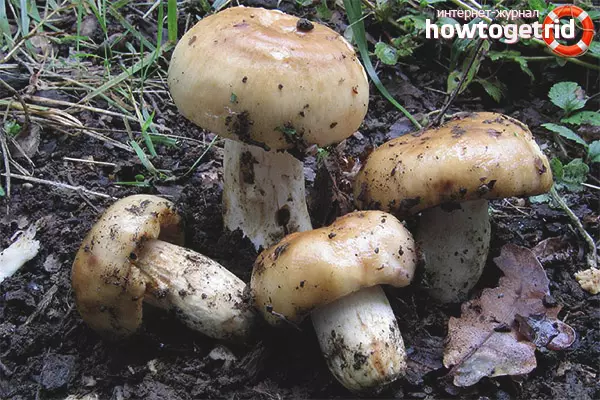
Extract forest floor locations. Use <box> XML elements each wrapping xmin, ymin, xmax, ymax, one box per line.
<box><xmin>0</xmin><ymin>1</ymin><xmax>598</xmax><ymax>399</ymax></box>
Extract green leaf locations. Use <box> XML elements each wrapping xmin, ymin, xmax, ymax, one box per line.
<box><xmin>550</xmin><ymin>157</ymin><xmax>563</xmax><ymax>180</ymax></box>
<box><xmin>560</xmin><ymin>158</ymin><xmax>589</xmax><ymax>192</ymax></box>
<box><xmin>315</xmin><ymin>0</ymin><xmax>332</xmax><ymax>20</ymax></box>
<box><xmin>4</xmin><ymin>120</ymin><xmax>21</xmax><ymax>136</ymax></box>
<box><xmin>542</xmin><ymin>123</ymin><xmax>588</xmax><ymax>148</ymax></box>
<box><xmin>475</xmin><ymin>78</ymin><xmax>506</xmax><ymax>103</ymax></box>
<box><xmin>447</xmin><ymin>40</ymin><xmax>489</xmax><ymax>95</ymax></box>
<box><xmin>529</xmin><ymin>193</ymin><xmax>550</xmax><ymax>204</ymax></box>
<box><xmin>588</xmin><ymin>10</ymin><xmax>600</xmax><ymax>20</ymax></box>
<box><xmin>374</xmin><ymin>42</ymin><xmax>399</xmax><ymax>65</ymax></box>
<box><xmin>587</xmin><ymin>42</ymin><xmax>600</xmax><ymax>60</ymax></box>
<box><xmin>391</xmin><ymin>36</ymin><xmax>418</xmax><ymax>58</ymax></box>
<box><xmin>487</xmin><ymin>50</ymin><xmax>534</xmax><ymax>81</ymax></box>
<box><xmin>588</xmin><ymin>141</ymin><xmax>600</xmax><ymax>163</ymax></box>
<box><xmin>528</xmin><ymin>0</ymin><xmax>548</xmax><ymax>13</ymax></box>
<box><xmin>0</xmin><ymin>185</ymin><xmax>5</xmax><ymax>197</ymax></box>
<box><xmin>548</xmin><ymin>82</ymin><xmax>587</xmax><ymax>114</ymax></box>
<box><xmin>561</xmin><ymin>111</ymin><xmax>600</xmax><ymax>126</ymax></box>
<box><xmin>343</xmin><ymin>0</ymin><xmax>422</xmax><ymax>129</ymax></box>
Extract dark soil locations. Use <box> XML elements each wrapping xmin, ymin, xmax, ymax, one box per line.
<box><xmin>1</xmin><ymin>1</ymin><xmax>599</xmax><ymax>399</ymax></box>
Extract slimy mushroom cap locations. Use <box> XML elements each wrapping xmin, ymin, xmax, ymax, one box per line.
<box><xmin>251</xmin><ymin>211</ymin><xmax>417</xmax><ymax>325</ymax></box>
<box><xmin>71</xmin><ymin>195</ymin><xmax>183</xmax><ymax>339</ymax></box>
<box><xmin>354</xmin><ymin>112</ymin><xmax>553</xmax><ymax>216</ymax></box>
<box><xmin>167</xmin><ymin>6</ymin><xmax>369</xmax><ymax>150</ymax></box>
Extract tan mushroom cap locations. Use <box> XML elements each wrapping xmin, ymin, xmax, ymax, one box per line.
<box><xmin>251</xmin><ymin>211</ymin><xmax>417</xmax><ymax>326</ymax></box>
<box><xmin>167</xmin><ymin>6</ymin><xmax>369</xmax><ymax>150</ymax></box>
<box><xmin>354</xmin><ymin>112</ymin><xmax>553</xmax><ymax>216</ymax></box>
<box><xmin>71</xmin><ymin>195</ymin><xmax>183</xmax><ymax>339</ymax></box>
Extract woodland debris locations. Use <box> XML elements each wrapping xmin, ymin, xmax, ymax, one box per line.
<box><xmin>443</xmin><ymin>244</ymin><xmax>575</xmax><ymax>387</ymax></box>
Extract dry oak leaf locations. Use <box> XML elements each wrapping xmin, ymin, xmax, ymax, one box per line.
<box><xmin>443</xmin><ymin>244</ymin><xmax>575</xmax><ymax>387</ymax></box>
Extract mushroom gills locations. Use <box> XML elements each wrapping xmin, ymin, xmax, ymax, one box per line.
<box><xmin>417</xmin><ymin>199</ymin><xmax>491</xmax><ymax>303</ymax></box>
<box><xmin>135</xmin><ymin>239</ymin><xmax>256</xmax><ymax>342</ymax></box>
<box><xmin>311</xmin><ymin>285</ymin><xmax>406</xmax><ymax>393</ymax></box>
<box><xmin>223</xmin><ymin>139</ymin><xmax>312</xmax><ymax>250</ymax></box>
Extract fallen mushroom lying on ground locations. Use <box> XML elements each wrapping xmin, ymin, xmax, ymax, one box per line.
<box><xmin>71</xmin><ymin>194</ymin><xmax>257</xmax><ymax>343</ymax></box>
<box><xmin>354</xmin><ymin>112</ymin><xmax>553</xmax><ymax>303</ymax></box>
<box><xmin>251</xmin><ymin>211</ymin><xmax>418</xmax><ymax>393</ymax></box>
<box><xmin>168</xmin><ymin>6</ymin><xmax>369</xmax><ymax>250</ymax></box>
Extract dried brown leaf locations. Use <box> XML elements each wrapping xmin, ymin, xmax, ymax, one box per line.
<box><xmin>443</xmin><ymin>244</ymin><xmax>575</xmax><ymax>387</ymax></box>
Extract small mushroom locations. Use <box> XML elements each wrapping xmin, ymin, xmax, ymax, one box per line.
<box><xmin>354</xmin><ymin>112</ymin><xmax>553</xmax><ymax>303</ymax></box>
<box><xmin>251</xmin><ymin>211</ymin><xmax>417</xmax><ymax>392</ymax></box>
<box><xmin>168</xmin><ymin>6</ymin><xmax>369</xmax><ymax>250</ymax></box>
<box><xmin>71</xmin><ymin>195</ymin><xmax>256</xmax><ymax>342</ymax></box>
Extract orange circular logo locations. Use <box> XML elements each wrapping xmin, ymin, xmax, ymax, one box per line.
<box><xmin>542</xmin><ymin>5</ymin><xmax>595</xmax><ymax>57</ymax></box>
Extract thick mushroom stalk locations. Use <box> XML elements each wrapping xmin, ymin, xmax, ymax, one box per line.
<box><xmin>72</xmin><ymin>195</ymin><xmax>256</xmax><ymax>342</ymax></box>
<box><xmin>417</xmin><ymin>199</ymin><xmax>490</xmax><ymax>303</ymax></box>
<box><xmin>134</xmin><ymin>239</ymin><xmax>256</xmax><ymax>341</ymax></box>
<box><xmin>312</xmin><ymin>286</ymin><xmax>406</xmax><ymax>391</ymax></box>
<box><xmin>223</xmin><ymin>140</ymin><xmax>311</xmax><ymax>249</ymax></box>
<box><xmin>167</xmin><ymin>6</ymin><xmax>369</xmax><ymax>250</ymax></box>
<box><xmin>251</xmin><ymin>211</ymin><xmax>417</xmax><ymax>392</ymax></box>
<box><xmin>354</xmin><ymin>112</ymin><xmax>553</xmax><ymax>303</ymax></box>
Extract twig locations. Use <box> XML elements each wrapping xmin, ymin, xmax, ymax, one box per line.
<box><xmin>550</xmin><ymin>186</ymin><xmax>597</xmax><ymax>269</ymax></box>
<box><xmin>63</xmin><ymin>157</ymin><xmax>117</xmax><ymax>167</ymax></box>
<box><xmin>432</xmin><ymin>39</ymin><xmax>486</xmax><ymax>127</ymax></box>
<box><xmin>24</xmin><ymin>284</ymin><xmax>58</xmax><ymax>326</ymax></box>
<box><xmin>1</xmin><ymin>173</ymin><xmax>116</xmax><ymax>199</ymax></box>
<box><xmin>0</xmin><ymin>79</ymin><xmax>31</xmax><ymax>131</ymax></box>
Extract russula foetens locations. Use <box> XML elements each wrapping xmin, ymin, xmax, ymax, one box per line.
<box><xmin>168</xmin><ymin>6</ymin><xmax>368</xmax><ymax>249</ymax></box>
<box><xmin>71</xmin><ymin>195</ymin><xmax>256</xmax><ymax>342</ymax></box>
<box><xmin>251</xmin><ymin>211</ymin><xmax>417</xmax><ymax>392</ymax></box>
<box><xmin>354</xmin><ymin>112</ymin><xmax>553</xmax><ymax>303</ymax></box>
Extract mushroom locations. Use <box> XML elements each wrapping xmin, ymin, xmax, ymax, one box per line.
<box><xmin>71</xmin><ymin>194</ymin><xmax>256</xmax><ymax>342</ymax></box>
<box><xmin>251</xmin><ymin>211</ymin><xmax>417</xmax><ymax>392</ymax></box>
<box><xmin>167</xmin><ymin>6</ymin><xmax>369</xmax><ymax>249</ymax></box>
<box><xmin>354</xmin><ymin>112</ymin><xmax>553</xmax><ymax>303</ymax></box>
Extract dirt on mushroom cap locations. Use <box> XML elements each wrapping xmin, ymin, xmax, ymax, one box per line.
<box><xmin>71</xmin><ymin>195</ymin><xmax>183</xmax><ymax>339</ymax></box>
<box><xmin>353</xmin><ymin>112</ymin><xmax>553</xmax><ymax>217</ymax></box>
<box><xmin>251</xmin><ymin>210</ymin><xmax>417</xmax><ymax>326</ymax></box>
<box><xmin>167</xmin><ymin>6</ymin><xmax>369</xmax><ymax>151</ymax></box>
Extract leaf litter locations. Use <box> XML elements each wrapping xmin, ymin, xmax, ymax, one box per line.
<box><xmin>444</xmin><ymin>244</ymin><xmax>575</xmax><ymax>387</ymax></box>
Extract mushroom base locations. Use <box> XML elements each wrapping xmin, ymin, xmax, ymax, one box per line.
<box><xmin>223</xmin><ymin>139</ymin><xmax>312</xmax><ymax>250</ymax></box>
<box><xmin>417</xmin><ymin>199</ymin><xmax>491</xmax><ymax>303</ymax></box>
<box><xmin>311</xmin><ymin>286</ymin><xmax>406</xmax><ymax>393</ymax></box>
<box><xmin>136</xmin><ymin>239</ymin><xmax>256</xmax><ymax>343</ymax></box>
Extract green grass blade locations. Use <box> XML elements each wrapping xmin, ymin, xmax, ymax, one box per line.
<box><xmin>167</xmin><ymin>0</ymin><xmax>177</xmax><ymax>42</ymax></box>
<box><xmin>130</xmin><ymin>140</ymin><xmax>159</xmax><ymax>175</ymax></box>
<box><xmin>79</xmin><ymin>42</ymin><xmax>172</xmax><ymax>104</ymax></box>
<box><xmin>182</xmin><ymin>135</ymin><xmax>218</xmax><ymax>178</ymax></box>
<box><xmin>156</xmin><ymin>0</ymin><xmax>164</xmax><ymax>48</ymax></box>
<box><xmin>212</xmin><ymin>0</ymin><xmax>230</xmax><ymax>11</ymax></box>
<box><xmin>140</xmin><ymin>108</ymin><xmax>158</xmax><ymax>157</ymax></box>
<box><xmin>109</xmin><ymin>6</ymin><xmax>156</xmax><ymax>52</ymax></box>
<box><xmin>0</xmin><ymin>0</ymin><xmax>12</xmax><ymax>46</ymax></box>
<box><xmin>19</xmin><ymin>0</ymin><xmax>30</xmax><ymax>36</ymax></box>
<box><xmin>343</xmin><ymin>0</ymin><xmax>422</xmax><ymax>130</ymax></box>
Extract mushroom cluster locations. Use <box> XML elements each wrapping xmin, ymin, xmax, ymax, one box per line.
<box><xmin>354</xmin><ymin>112</ymin><xmax>553</xmax><ymax>302</ymax></box>
<box><xmin>251</xmin><ymin>211</ymin><xmax>417</xmax><ymax>392</ymax></box>
<box><xmin>71</xmin><ymin>195</ymin><xmax>256</xmax><ymax>343</ymax></box>
<box><xmin>167</xmin><ymin>6</ymin><xmax>369</xmax><ymax>250</ymax></box>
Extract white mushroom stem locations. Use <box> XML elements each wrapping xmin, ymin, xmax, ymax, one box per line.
<box><xmin>417</xmin><ymin>199</ymin><xmax>491</xmax><ymax>303</ymax></box>
<box><xmin>311</xmin><ymin>286</ymin><xmax>406</xmax><ymax>393</ymax></box>
<box><xmin>135</xmin><ymin>239</ymin><xmax>256</xmax><ymax>342</ymax></box>
<box><xmin>223</xmin><ymin>139</ymin><xmax>312</xmax><ymax>250</ymax></box>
